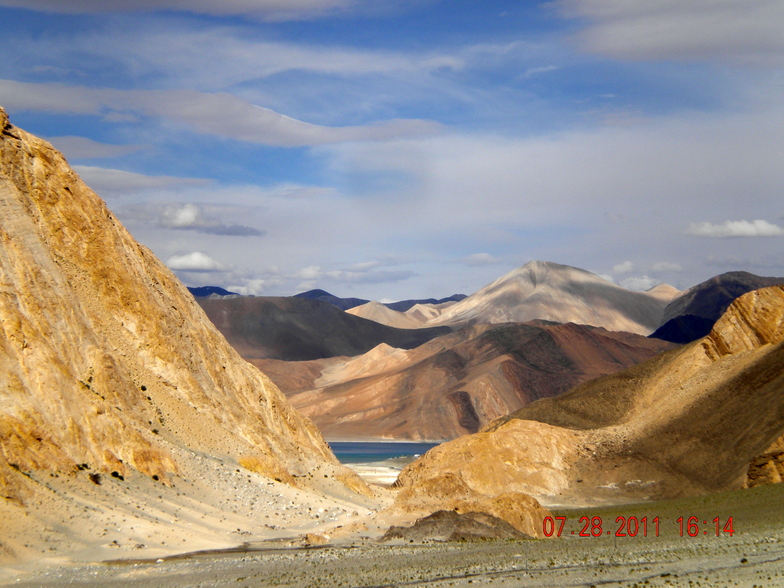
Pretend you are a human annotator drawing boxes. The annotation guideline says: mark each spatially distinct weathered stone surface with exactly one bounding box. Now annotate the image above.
[0,106,346,504]
[381,509,530,543]
[746,433,784,488]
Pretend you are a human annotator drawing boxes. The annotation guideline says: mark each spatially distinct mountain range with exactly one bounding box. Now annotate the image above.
[263,322,674,440]
[392,285,784,514]
[196,295,451,361]
[650,271,784,343]
[422,261,677,334]
[293,288,466,312]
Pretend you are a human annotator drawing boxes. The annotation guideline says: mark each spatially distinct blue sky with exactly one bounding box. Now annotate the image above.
[1,0,783,300]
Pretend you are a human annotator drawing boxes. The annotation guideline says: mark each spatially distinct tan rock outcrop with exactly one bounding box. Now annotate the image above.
[393,286,784,507]
[0,106,347,505]
[746,433,784,488]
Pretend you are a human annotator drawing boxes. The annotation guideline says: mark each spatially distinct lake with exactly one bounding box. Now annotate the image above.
[329,441,440,465]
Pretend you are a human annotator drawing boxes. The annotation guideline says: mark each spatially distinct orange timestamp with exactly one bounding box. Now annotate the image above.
[542,515,734,538]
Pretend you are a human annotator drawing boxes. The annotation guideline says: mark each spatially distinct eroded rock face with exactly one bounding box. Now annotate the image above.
[746,434,784,487]
[393,286,784,507]
[0,107,341,503]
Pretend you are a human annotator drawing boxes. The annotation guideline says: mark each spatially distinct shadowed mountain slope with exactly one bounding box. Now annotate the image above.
[384,294,466,312]
[294,288,369,310]
[187,286,239,298]
[425,261,675,335]
[393,286,784,511]
[651,271,784,343]
[197,296,451,361]
[260,322,674,440]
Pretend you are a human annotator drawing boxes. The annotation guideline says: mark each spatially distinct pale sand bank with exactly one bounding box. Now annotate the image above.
[345,463,402,487]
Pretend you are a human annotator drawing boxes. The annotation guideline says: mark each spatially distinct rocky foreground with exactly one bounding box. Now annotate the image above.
[4,483,784,587]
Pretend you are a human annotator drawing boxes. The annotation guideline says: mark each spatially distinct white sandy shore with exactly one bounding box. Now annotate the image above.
[345,463,403,487]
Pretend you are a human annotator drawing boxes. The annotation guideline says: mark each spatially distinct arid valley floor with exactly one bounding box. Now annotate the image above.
[3,483,784,588]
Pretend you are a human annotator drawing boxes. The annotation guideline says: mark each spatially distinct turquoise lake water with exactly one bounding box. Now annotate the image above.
[329,441,440,464]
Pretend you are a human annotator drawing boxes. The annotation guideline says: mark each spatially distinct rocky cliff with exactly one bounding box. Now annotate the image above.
[393,286,784,509]
[0,108,371,561]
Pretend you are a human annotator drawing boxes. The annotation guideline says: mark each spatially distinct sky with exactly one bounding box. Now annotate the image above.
[1,0,783,301]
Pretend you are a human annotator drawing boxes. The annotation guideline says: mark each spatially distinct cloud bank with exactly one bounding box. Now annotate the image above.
[0,80,440,146]
[687,220,784,238]
[558,0,784,65]
[73,166,210,195]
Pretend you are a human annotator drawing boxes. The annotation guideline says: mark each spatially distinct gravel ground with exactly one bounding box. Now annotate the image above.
[4,484,784,588]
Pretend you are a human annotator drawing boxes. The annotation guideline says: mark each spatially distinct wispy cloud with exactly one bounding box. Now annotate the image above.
[0,80,441,146]
[652,261,683,272]
[463,253,500,267]
[125,202,264,236]
[47,136,142,159]
[687,220,784,238]
[0,0,362,21]
[73,166,210,195]
[557,0,784,65]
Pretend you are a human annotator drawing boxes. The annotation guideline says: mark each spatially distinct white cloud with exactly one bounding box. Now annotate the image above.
[620,275,657,291]
[612,260,634,274]
[686,220,784,238]
[73,165,210,195]
[0,80,441,147]
[47,136,142,159]
[652,261,683,272]
[295,265,323,280]
[558,0,784,65]
[464,253,499,267]
[165,251,228,272]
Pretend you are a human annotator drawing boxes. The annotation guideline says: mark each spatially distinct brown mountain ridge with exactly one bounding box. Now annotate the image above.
[257,321,674,440]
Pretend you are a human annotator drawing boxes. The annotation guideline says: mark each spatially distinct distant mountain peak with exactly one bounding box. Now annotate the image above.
[426,260,668,335]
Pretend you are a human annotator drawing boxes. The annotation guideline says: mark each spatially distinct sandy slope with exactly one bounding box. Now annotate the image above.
[346,301,425,329]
